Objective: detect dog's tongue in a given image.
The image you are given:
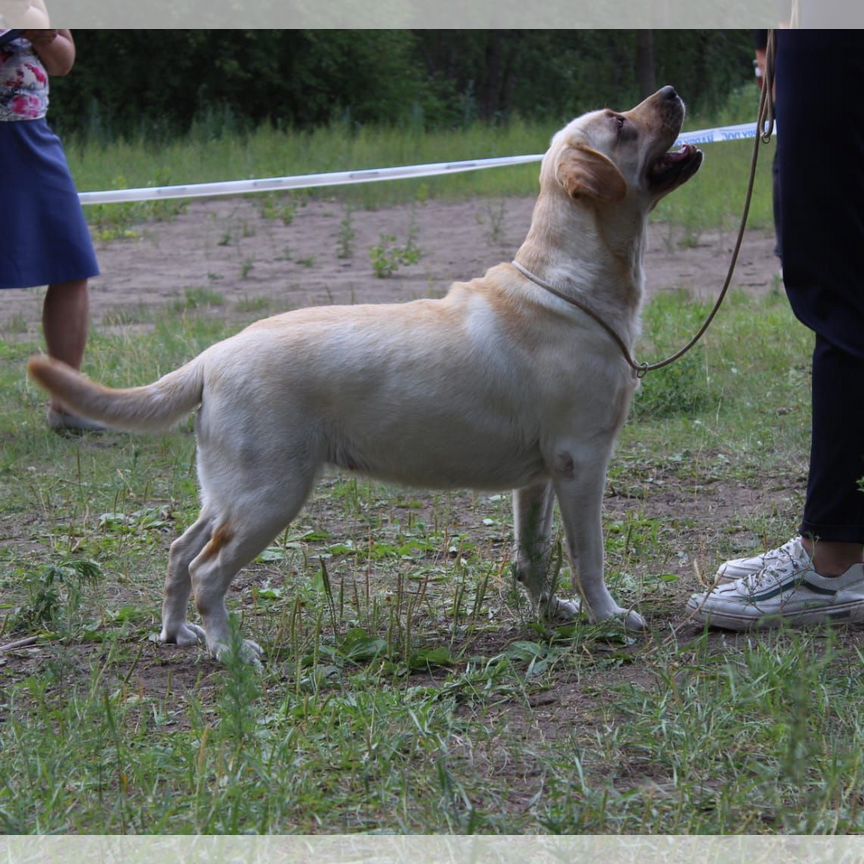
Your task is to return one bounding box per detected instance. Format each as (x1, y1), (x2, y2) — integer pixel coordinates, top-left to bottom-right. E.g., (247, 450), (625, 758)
(666, 143), (694, 162)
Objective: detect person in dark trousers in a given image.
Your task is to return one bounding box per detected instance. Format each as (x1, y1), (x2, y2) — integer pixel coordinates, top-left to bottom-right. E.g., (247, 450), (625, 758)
(689, 31), (864, 629)
(753, 28), (782, 264)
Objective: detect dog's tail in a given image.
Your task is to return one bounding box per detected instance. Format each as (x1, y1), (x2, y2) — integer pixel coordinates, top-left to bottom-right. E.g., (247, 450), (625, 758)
(28, 354), (205, 432)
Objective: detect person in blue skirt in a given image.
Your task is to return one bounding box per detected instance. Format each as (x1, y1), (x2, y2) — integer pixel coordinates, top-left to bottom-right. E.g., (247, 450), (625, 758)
(0, 27), (102, 432)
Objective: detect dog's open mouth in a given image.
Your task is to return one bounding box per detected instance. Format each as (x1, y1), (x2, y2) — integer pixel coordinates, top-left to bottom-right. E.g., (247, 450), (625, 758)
(648, 143), (703, 192)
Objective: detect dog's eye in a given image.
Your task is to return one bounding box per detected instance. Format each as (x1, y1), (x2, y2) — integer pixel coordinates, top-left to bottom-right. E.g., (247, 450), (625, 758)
(612, 114), (637, 142)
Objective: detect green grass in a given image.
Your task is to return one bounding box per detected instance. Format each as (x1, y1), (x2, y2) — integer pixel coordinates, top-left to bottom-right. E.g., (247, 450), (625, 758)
(65, 83), (775, 235)
(0, 283), (835, 834)
(539, 630), (864, 834)
(654, 136), (776, 237)
(67, 118), (555, 216)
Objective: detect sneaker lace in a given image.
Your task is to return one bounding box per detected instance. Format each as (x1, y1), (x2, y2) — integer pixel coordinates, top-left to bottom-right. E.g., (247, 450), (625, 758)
(744, 543), (803, 591)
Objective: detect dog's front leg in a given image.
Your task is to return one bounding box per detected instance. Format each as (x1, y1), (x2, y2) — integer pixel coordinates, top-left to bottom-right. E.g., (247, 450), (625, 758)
(512, 481), (580, 622)
(552, 454), (646, 631)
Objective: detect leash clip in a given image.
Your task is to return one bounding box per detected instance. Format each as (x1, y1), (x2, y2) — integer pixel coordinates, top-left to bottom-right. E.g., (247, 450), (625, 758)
(636, 362), (650, 379)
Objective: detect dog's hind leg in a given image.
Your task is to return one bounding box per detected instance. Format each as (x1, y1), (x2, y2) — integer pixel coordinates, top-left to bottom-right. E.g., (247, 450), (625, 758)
(187, 475), (317, 664)
(159, 514), (213, 647)
(512, 481), (581, 621)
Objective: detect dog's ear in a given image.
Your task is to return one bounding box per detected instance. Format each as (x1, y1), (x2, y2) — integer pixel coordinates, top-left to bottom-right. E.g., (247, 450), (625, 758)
(556, 143), (627, 203)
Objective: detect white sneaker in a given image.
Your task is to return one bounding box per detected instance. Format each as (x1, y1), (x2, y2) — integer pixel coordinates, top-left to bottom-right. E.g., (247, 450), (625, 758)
(715, 537), (806, 583)
(688, 538), (864, 630)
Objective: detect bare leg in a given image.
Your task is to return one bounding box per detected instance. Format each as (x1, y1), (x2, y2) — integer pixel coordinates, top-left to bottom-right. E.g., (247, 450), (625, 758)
(802, 538), (864, 577)
(42, 280), (101, 430)
(43, 280), (89, 368)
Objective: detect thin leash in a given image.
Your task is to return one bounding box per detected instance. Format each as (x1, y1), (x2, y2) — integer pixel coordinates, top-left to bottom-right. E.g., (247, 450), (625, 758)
(513, 34), (778, 380)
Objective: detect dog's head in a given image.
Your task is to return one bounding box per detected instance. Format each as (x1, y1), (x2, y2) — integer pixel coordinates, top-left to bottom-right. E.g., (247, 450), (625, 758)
(542, 86), (703, 209)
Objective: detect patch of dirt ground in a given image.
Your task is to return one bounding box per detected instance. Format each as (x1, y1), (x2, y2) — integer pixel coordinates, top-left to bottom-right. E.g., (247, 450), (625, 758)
(0, 195), (782, 335)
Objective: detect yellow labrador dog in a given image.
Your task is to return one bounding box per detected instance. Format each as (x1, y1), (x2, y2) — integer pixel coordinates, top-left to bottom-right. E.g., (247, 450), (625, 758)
(29, 86), (702, 663)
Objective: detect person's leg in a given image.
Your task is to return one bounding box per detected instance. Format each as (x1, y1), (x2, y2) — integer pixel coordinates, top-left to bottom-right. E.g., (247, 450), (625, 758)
(42, 279), (89, 372)
(776, 31), (864, 357)
(771, 151), (781, 264)
(41, 279), (103, 431)
(799, 334), (864, 575)
(701, 332), (864, 583)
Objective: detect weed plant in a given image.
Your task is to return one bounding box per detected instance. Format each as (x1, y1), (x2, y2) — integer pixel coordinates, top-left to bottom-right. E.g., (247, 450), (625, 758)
(369, 206), (423, 277)
(337, 205), (356, 260)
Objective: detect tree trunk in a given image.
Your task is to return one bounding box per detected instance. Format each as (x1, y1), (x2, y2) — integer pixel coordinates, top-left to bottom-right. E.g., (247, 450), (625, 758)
(635, 30), (656, 98)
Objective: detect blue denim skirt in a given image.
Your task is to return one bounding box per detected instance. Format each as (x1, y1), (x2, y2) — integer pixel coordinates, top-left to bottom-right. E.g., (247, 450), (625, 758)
(0, 118), (99, 289)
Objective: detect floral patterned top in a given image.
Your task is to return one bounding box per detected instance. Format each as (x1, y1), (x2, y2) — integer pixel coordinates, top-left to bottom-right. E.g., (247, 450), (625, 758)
(0, 35), (48, 121)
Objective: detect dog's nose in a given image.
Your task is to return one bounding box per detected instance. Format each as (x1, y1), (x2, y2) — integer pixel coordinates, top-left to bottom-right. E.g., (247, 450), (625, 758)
(659, 85), (679, 101)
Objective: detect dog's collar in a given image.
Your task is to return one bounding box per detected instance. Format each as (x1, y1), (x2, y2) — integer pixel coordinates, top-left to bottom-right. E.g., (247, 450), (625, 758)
(509, 260), (643, 378)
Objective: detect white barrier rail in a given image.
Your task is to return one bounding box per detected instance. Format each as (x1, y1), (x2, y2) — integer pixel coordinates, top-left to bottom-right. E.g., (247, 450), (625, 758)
(78, 121), (769, 207)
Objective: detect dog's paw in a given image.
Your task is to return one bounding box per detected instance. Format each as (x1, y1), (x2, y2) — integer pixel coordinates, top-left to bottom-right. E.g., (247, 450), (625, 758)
(600, 608), (647, 631)
(215, 639), (265, 670)
(159, 623), (206, 647)
(589, 606), (648, 632)
(620, 608), (647, 631)
(546, 596), (582, 623)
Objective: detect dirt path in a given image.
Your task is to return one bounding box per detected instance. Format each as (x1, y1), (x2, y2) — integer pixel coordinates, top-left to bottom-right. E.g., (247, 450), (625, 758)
(1, 195), (781, 335)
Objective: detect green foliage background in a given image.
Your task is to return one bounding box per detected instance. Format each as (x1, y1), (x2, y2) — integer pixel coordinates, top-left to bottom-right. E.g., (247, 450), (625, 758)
(50, 30), (755, 140)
